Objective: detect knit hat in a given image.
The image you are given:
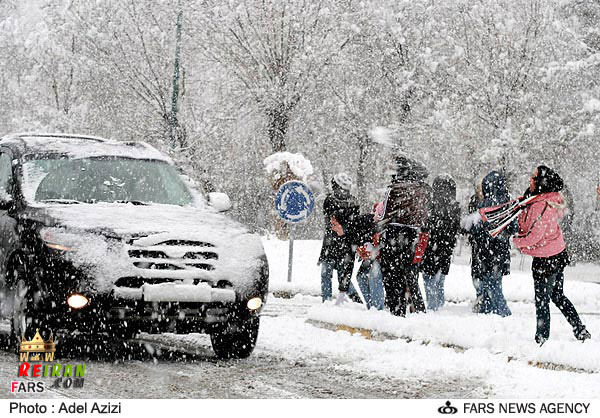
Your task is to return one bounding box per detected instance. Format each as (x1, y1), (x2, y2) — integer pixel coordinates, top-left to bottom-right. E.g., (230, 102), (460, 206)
(332, 172), (353, 191)
(392, 155), (428, 182)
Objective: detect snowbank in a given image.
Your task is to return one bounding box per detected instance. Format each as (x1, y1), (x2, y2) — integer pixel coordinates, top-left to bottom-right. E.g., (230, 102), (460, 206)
(256, 313), (600, 398)
(308, 302), (600, 373)
(263, 238), (600, 374)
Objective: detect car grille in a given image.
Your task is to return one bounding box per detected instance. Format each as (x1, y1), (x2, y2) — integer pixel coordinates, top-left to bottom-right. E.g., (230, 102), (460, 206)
(128, 250), (168, 259)
(114, 277), (233, 289)
(157, 240), (215, 247)
(126, 238), (219, 273)
(132, 262), (184, 270)
(182, 252), (218, 260)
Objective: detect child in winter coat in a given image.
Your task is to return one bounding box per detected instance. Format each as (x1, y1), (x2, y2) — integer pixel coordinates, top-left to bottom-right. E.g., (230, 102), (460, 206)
(354, 203), (385, 310)
(514, 165), (591, 345)
(465, 183), (484, 312)
(318, 173), (358, 303)
(421, 175), (461, 311)
(469, 171), (515, 317)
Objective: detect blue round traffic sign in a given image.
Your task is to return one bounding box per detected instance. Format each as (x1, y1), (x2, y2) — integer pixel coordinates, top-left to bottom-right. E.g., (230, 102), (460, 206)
(275, 181), (315, 223)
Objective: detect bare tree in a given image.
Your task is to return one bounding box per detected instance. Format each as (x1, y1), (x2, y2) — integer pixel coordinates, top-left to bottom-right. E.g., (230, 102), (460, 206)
(69, 0), (185, 146)
(325, 4), (418, 205)
(189, 0), (353, 152)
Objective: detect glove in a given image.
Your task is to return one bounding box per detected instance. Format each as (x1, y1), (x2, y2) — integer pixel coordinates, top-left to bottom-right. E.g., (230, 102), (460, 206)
(356, 245), (370, 260)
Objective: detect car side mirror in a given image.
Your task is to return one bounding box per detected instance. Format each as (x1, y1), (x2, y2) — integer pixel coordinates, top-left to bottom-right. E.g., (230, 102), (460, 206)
(208, 192), (232, 212)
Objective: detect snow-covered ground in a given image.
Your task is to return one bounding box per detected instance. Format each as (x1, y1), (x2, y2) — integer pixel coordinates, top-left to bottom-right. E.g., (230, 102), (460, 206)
(263, 238), (600, 397)
(258, 297), (600, 398)
(1, 237), (598, 399)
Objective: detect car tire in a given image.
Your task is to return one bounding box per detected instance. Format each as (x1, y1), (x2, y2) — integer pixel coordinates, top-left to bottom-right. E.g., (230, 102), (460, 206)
(210, 316), (260, 359)
(10, 261), (49, 353)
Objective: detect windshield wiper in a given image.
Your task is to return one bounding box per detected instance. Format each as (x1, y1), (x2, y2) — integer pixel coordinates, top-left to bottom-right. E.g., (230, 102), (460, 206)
(114, 200), (149, 206)
(39, 199), (81, 205)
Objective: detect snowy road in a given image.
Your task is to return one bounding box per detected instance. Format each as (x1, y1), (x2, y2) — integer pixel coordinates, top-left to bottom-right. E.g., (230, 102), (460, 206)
(0, 296), (489, 399)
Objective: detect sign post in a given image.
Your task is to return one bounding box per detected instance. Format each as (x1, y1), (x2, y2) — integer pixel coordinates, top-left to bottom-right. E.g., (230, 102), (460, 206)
(287, 226), (294, 283)
(274, 181), (315, 282)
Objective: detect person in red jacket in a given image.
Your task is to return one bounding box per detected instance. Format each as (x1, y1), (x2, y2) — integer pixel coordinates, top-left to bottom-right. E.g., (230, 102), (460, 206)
(514, 165), (591, 345)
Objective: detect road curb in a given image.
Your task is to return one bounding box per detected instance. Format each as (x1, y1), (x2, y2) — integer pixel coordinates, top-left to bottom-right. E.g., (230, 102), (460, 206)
(306, 319), (595, 375)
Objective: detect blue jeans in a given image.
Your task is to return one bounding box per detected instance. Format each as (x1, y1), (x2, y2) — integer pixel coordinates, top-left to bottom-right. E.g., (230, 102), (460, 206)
(480, 271), (511, 317)
(472, 273), (482, 299)
(423, 272), (445, 311)
(356, 260), (385, 310)
(321, 258), (355, 302)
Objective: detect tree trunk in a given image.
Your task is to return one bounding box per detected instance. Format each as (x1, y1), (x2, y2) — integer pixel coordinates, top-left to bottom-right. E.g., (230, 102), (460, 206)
(169, 0), (184, 150)
(356, 132), (370, 209)
(266, 105), (290, 152)
(265, 100), (298, 236)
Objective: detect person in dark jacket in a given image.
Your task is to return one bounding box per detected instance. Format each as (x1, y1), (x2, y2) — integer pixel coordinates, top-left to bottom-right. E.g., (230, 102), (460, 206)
(353, 202), (386, 310)
(378, 155), (431, 316)
(331, 207), (381, 303)
(514, 165), (590, 345)
(470, 170), (515, 317)
(464, 183), (484, 312)
(318, 173), (359, 303)
(421, 175), (461, 311)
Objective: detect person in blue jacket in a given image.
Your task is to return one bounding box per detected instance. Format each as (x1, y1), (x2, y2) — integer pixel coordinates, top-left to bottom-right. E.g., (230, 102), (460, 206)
(469, 171), (516, 317)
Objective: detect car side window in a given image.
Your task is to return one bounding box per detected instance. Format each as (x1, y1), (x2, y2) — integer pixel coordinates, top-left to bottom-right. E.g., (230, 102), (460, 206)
(0, 152), (13, 198)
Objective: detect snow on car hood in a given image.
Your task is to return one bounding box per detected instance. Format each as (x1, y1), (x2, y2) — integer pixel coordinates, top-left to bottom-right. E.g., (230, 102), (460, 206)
(40, 202), (266, 295)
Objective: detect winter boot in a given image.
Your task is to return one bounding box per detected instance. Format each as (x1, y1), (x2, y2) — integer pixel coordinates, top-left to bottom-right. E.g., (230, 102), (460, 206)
(335, 291), (350, 306)
(472, 296), (482, 313)
(535, 335), (547, 347)
(574, 326), (591, 342)
(347, 291), (362, 304)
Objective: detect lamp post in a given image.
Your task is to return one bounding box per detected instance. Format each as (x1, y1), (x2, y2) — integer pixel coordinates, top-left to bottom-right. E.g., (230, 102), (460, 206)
(169, 0), (183, 149)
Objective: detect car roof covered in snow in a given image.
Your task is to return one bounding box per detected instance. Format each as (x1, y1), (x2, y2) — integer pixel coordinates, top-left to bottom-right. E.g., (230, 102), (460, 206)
(0, 133), (172, 163)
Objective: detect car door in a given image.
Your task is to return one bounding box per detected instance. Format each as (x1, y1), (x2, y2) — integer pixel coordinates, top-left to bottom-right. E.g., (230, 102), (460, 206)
(0, 148), (18, 317)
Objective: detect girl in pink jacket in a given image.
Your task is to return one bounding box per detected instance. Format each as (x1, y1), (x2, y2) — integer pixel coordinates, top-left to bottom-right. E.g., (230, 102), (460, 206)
(514, 165), (590, 345)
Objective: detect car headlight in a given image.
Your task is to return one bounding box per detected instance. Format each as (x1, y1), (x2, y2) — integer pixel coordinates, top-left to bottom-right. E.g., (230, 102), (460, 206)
(67, 293), (89, 309)
(247, 297), (263, 311)
(40, 227), (82, 251)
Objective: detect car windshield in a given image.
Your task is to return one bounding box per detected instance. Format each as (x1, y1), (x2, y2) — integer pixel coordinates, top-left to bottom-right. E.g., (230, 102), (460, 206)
(21, 157), (194, 206)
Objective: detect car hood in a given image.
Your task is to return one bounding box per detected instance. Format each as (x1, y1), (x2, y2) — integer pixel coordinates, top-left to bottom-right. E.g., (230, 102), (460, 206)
(27, 203), (266, 295)
(32, 202), (243, 236)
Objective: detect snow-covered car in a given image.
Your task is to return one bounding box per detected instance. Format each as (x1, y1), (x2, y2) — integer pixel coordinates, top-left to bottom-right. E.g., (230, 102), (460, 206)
(0, 133), (268, 359)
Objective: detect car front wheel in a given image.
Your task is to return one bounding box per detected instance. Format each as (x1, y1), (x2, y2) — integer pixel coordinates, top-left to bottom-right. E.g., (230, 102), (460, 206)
(10, 273), (48, 353)
(210, 316), (260, 359)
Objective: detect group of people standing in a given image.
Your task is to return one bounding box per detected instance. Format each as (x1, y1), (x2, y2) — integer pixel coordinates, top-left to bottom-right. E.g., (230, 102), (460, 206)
(318, 155), (591, 345)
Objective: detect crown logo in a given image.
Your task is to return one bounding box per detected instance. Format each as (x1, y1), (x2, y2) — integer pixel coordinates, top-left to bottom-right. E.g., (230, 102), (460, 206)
(19, 328), (56, 362)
